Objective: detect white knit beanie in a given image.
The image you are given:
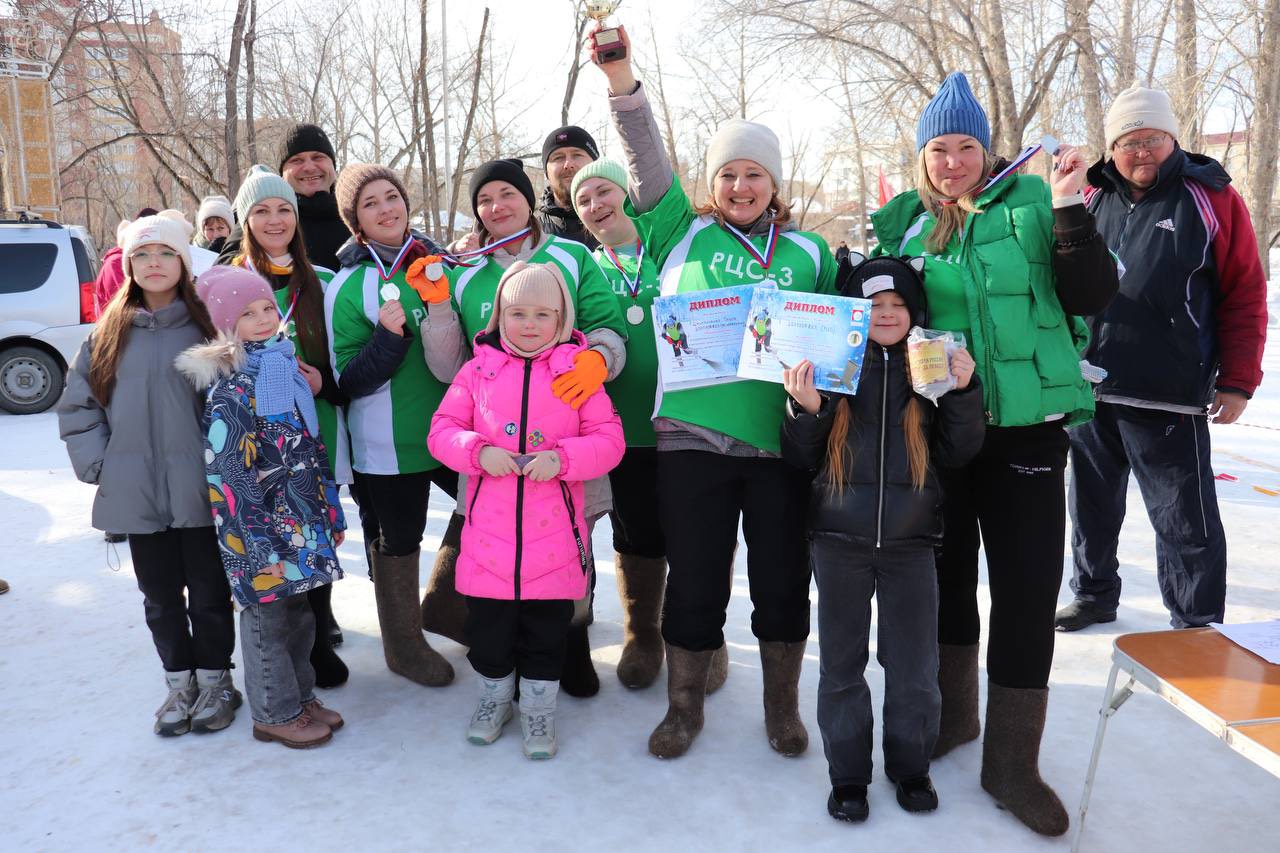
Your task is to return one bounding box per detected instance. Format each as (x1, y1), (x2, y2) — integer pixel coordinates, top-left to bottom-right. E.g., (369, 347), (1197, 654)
(1105, 86), (1179, 150)
(120, 210), (195, 279)
(705, 119), (783, 194)
(195, 195), (234, 235)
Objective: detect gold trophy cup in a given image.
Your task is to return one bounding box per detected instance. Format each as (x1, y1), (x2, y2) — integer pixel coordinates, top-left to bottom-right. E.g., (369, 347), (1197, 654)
(586, 0), (626, 63)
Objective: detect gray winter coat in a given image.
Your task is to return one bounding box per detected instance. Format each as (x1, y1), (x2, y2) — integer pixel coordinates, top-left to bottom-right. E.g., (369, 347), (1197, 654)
(57, 300), (214, 534)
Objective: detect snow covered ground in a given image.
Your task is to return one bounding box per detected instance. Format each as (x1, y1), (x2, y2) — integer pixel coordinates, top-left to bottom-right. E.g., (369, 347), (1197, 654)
(2, 318), (1278, 852)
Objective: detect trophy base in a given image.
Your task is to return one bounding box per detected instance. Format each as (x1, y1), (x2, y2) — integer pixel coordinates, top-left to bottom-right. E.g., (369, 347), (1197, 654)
(593, 27), (627, 63)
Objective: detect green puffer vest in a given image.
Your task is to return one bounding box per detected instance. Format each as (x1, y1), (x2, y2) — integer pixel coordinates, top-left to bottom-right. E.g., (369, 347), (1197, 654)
(871, 175), (1094, 427)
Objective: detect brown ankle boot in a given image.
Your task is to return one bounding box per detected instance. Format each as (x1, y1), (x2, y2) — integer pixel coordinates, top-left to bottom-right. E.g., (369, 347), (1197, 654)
(648, 643), (714, 758)
(759, 640), (809, 757)
(980, 683), (1069, 836)
(420, 513), (468, 645)
(933, 643), (981, 757)
(302, 698), (344, 731)
(371, 542), (455, 687)
(614, 553), (666, 689)
(252, 711), (332, 749)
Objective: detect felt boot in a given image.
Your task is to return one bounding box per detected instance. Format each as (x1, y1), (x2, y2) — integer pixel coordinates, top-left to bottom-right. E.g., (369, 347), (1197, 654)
(980, 683), (1069, 837)
(933, 643), (980, 757)
(648, 643), (714, 758)
(560, 621), (600, 698)
(706, 643), (729, 694)
(371, 542), (454, 687)
(614, 553), (666, 689)
(308, 583), (348, 688)
(760, 640), (808, 756)
(421, 513), (468, 645)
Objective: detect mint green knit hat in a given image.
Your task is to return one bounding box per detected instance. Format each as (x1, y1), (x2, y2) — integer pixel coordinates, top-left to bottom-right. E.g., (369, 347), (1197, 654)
(234, 164), (298, 225)
(570, 158), (629, 212)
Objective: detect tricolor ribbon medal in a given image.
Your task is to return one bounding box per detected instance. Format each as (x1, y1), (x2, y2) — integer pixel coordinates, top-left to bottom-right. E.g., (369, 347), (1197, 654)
(371, 237), (417, 301)
(603, 241), (647, 325)
(721, 220), (780, 271)
(277, 289), (301, 337)
(443, 227), (532, 267)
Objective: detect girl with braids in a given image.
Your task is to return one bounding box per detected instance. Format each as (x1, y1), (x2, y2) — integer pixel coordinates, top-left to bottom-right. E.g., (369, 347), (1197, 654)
(226, 164), (351, 689)
(58, 211), (240, 738)
(780, 255), (984, 824)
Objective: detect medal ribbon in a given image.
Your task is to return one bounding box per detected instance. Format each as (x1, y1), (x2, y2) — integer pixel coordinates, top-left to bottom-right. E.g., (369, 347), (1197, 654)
(277, 288), (301, 337)
(940, 135), (1059, 206)
(442, 227), (532, 267)
(720, 220), (779, 269)
(369, 236), (416, 282)
(602, 241), (645, 299)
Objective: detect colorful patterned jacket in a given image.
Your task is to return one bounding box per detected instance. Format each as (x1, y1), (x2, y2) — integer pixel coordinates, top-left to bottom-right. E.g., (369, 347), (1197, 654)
(178, 335), (346, 607)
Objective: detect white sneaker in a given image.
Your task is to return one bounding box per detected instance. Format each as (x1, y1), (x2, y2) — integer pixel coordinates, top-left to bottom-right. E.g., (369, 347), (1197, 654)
(467, 672), (516, 745)
(190, 669), (243, 733)
(155, 671), (197, 737)
(519, 677), (559, 760)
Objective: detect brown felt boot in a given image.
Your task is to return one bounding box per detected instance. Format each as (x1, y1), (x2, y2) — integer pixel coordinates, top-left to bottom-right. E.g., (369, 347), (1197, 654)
(615, 553), (666, 689)
(980, 683), (1069, 837)
(371, 543), (454, 687)
(760, 640), (809, 756)
(648, 644), (714, 758)
(933, 643), (981, 758)
(420, 513), (468, 645)
(706, 643), (729, 694)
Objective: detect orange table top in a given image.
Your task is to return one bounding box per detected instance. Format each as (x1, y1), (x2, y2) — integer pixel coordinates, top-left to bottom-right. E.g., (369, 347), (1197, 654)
(1230, 722), (1280, 756)
(1115, 629), (1280, 724)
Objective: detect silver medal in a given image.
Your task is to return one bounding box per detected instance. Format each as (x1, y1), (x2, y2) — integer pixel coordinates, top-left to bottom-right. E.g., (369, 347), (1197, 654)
(380, 283), (400, 301)
(626, 304), (645, 325)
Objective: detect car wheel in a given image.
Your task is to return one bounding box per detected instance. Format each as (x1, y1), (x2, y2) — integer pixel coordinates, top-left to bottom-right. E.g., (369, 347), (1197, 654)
(0, 346), (64, 414)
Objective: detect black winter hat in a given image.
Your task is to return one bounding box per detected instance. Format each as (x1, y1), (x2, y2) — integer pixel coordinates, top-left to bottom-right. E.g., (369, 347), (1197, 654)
(278, 123), (337, 173)
(541, 125), (600, 167)
(837, 253), (929, 327)
(469, 158), (537, 217)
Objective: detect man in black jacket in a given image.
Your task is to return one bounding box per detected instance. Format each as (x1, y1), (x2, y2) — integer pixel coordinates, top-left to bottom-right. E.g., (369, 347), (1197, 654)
(216, 124), (351, 271)
(539, 125), (600, 249)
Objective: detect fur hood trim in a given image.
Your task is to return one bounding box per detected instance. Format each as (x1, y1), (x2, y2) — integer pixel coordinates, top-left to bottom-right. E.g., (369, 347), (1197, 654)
(175, 331), (246, 390)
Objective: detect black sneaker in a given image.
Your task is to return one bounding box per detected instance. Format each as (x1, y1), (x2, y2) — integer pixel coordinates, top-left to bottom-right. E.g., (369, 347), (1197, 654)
(1054, 599), (1117, 632)
(894, 775), (938, 813)
(827, 785), (869, 823)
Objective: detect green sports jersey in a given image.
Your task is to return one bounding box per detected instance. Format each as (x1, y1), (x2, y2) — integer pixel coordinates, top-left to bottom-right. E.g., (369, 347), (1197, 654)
(272, 268), (352, 484)
(629, 181), (838, 453)
(325, 262), (448, 475)
(446, 236), (627, 344)
(591, 243), (660, 446)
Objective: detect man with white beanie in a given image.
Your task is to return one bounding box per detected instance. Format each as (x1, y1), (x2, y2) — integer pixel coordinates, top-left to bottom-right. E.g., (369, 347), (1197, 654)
(1058, 86), (1268, 632)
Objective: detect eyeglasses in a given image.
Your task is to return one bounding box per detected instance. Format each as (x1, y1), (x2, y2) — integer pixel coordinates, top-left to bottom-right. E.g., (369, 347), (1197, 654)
(130, 249), (180, 264)
(1114, 134), (1168, 154)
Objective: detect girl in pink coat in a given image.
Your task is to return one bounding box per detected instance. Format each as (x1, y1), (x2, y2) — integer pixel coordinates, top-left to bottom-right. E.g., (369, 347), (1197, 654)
(428, 261), (625, 759)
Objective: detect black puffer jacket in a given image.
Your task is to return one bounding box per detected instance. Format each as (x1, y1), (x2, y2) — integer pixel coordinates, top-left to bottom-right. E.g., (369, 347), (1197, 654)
(537, 186), (597, 250)
(781, 342), (986, 548)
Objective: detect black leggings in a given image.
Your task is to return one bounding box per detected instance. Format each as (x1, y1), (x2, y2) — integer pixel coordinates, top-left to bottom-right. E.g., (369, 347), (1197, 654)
(935, 422), (1070, 689)
(608, 446), (666, 558)
(352, 467), (459, 557)
(658, 450), (811, 651)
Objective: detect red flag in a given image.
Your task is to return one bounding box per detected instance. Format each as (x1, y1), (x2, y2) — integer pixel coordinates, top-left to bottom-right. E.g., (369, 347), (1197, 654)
(877, 166), (894, 208)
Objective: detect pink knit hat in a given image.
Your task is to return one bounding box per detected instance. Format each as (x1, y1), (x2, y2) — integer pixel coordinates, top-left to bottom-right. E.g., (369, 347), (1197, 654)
(196, 265), (277, 335)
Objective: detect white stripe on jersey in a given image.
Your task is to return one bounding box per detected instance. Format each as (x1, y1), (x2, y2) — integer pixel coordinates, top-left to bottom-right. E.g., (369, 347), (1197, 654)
(658, 215), (715, 295)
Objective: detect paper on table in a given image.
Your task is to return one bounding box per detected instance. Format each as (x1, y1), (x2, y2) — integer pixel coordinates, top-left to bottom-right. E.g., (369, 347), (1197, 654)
(1209, 620), (1280, 665)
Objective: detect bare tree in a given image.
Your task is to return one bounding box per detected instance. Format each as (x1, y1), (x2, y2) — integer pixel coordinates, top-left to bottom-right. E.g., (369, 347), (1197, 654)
(224, 0), (249, 194)
(447, 7), (490, 231)
(559, 0), (590, 126)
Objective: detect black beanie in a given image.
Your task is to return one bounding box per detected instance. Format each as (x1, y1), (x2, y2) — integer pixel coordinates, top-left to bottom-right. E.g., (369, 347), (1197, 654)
(278, 123), (337, 173)
(469, 158), (537, 216)
(837, 254), (929, 327)
(541, 125), (600, 167)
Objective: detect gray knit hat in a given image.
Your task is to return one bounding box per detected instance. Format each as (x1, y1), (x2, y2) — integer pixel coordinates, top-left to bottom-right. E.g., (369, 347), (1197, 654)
(1105, 86), (1179, 150)
(334, 162), (410, 236)
(233, 165), (298, 225)
(705, 119), (783, 193)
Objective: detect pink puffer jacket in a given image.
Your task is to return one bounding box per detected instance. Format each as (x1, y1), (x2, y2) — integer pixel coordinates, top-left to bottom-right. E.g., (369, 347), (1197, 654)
(428, 330), (625, 600)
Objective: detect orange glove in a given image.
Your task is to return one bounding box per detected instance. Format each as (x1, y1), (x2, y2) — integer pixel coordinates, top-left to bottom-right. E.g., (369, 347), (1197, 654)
(552, 349), (607, 410)
(406, 255), (450, 304)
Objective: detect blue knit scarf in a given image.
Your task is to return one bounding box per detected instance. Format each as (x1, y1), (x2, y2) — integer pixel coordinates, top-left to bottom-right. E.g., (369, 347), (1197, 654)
(242, 337), (319, 437)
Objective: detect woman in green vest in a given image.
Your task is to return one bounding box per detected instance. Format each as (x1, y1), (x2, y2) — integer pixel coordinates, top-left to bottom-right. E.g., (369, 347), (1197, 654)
(226, 164), (350, 690)
(325, 163), (456, 689)
(871, 73), (1117, 835)
(590, 27), (837, 761)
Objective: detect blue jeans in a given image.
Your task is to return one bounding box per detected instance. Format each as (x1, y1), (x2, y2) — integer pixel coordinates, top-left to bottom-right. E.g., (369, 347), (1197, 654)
(239, 593), (317, 725)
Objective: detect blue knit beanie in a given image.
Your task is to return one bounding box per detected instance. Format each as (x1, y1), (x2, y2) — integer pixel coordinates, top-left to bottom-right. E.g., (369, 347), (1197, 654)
(916, 72), (990, 151)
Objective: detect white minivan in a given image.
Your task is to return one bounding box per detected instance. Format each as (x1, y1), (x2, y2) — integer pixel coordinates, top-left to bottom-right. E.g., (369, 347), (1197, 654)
(0, 215), (99, 414)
